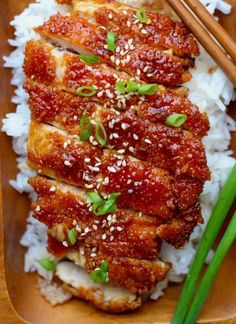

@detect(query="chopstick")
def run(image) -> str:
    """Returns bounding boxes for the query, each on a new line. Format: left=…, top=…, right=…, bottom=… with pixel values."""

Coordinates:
left=172, top=164, right=236, bottom=323
left=184, top=0, right=236, bottom=62
left=184, top=211, right=236, bottom=323
left=165, top=0, right=236, bottom=86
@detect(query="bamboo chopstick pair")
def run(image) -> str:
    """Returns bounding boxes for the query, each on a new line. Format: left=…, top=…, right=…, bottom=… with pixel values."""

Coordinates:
left=165, top=0, right=236, bottom=86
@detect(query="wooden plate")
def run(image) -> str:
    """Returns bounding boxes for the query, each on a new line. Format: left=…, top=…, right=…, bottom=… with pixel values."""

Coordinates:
left=0, top=1, right=235, bottom=323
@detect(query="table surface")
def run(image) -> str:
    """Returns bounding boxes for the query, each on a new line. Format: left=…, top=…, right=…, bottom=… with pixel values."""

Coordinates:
left=1, top=1, right=236, bottom=323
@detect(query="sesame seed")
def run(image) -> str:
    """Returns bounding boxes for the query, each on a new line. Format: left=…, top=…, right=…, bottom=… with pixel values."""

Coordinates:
left=97, top=91, right=104, bottom=98
left=93, top=225, right=98, bottom=230
left=90, top=253, right=97, bottom=258
left=110, top=226, right=115, bottom=232
left=128, top=39, right=133, bottom=45
left=49, top=186, right=56, bottom=192
left=72, top=219, right=77, bottom=226
left=133, top=133, right=139, bottom=140
left=84, top=158, right=91, bottom=163
left=137, top=69, right=141, bottom=76
left=76, top=225, right=82, bottom=233
left=103, top=177, right=110, bottom=185
left=112, top=133, right=119, bottom=139
left=122, top=160, right=127, bottom=166
left=108, top=13, right=113, bottom=19
left=62, top=241, right=68, bottom=247
left=110, top=235, right=114, bottom=241
left=143, top=66, right=150, bottom=73
left=115, top=58, right=120, bottom=66
left=117, top=226, right=123, bottom=232
left=73, top=115, right=78, bottom=121
left=129, top=147, right=135, bottom=153
left=84, top=227, right=90, bottom=234
left=108, top=166, right=117, bottom=173
left=116, top=46, right=121, bottom=53
left=141, top=29, right=148, bottom=34
left=88, top=166, right=100, bottom=172
left=123, top=10, right=127, bottom=15
left=85, top=184, right=94, bottom=189
left=144, top=139, right=152, bottom=144
left=118, top=149, right=125, bottom=154
left=35, top=205, right=41, bottom=212
left=127, top=21, right=131, bottom=27
left=121, top=123, right=129, bottom=130
left=63, top=142, right=68, bottom=149
left=128, top=189, right=134, bottom=193
left=111, top=55, right=115, bottom=62
left=64, top=160, right=72, bottom=167
left=102, top=233, right=107, bottom=240
left=127, top=179, right=132, bottom=184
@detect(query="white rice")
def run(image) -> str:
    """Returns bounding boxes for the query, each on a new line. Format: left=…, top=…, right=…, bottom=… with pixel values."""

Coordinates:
left=2, top=0, right=236, bottom=303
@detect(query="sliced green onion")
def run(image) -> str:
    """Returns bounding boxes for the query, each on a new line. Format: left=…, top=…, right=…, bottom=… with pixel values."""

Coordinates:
left=106, top=31, right=118, bottom=52
left=79, top=54, right=100, bottom=64
left=79, top=113, right=92, bottom=141
left=68, top=228, right=77, bottom=245
left=166, top=113, right=187, bottom=128
left=172, top=164, right=236, bottom=324
left=115, top=80, right=139, bottom=94
left=138, top=83, right=159, bottom=95
left=185, top=211, right=236, bottom=323
left=136, top=9, right=151, bottom=24
left=97, top=193, right=121, bottom=215
left=91, top=260, right=109, bottom=284
left=76, top=86, right=97, bottom=97
left=95, top=122, right=107, bottom=147
left=87, top=192, right=121, bottom=216
left=38, top=258, right=56, bottom=272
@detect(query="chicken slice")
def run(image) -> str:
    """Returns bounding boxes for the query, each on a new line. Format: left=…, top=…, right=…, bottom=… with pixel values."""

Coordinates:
left=27, top=122, right=208, bottom=218
left=63, top=0, right=199, bottom=57
left=24, top=77, right=209, bottom=137
left=24, top=40, right=139, bottom=110
left=30, top=176, right=162, bottom=261
left=24, top=79, right=209, bottom=181
left=30, top=176, right=171, bottom=294
left=24, top=41, right=209, bottom=137
left=27, top=122, right=176, bottom=218
left=35, top=13, right=193, bottom=86
left=56, top=261, right=142, bottom=312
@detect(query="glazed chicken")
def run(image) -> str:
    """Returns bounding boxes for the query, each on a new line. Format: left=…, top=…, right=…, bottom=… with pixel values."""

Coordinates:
left=24, top=0, right=210, bottom=312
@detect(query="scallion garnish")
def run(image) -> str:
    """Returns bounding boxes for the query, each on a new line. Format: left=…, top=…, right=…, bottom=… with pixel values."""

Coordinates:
left=95, top=122, right=107, bottom=147
left=115, top=80, right=139, bottom=94
left=76, top=86, right=97, bottom=97
left=138, top=83, right=159, bottom=95
left=166, top=113, right=187, bottom=127
left=184, top=211, right=236, bottom=323
left=38, top=258, right=56, bottom=272
left=136, top=9, right=151, bottom=24
left=91, top=260, right=109, bottom=283
left=79, top=54, right=100, bottom=64
left=68, top=228, right=77, bottom=245
left=106, top=31, right=118, bottom=52
left=79, top=111, right=92, bottom=141
left=87, top=192, right=121, bottom=216
left=172, top=164, right=236, bottom=323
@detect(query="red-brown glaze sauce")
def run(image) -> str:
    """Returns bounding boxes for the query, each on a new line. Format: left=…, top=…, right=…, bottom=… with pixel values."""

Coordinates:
left=94, top=7, right=199, bottom=57
left=35, top=14, right=193, bottom=86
